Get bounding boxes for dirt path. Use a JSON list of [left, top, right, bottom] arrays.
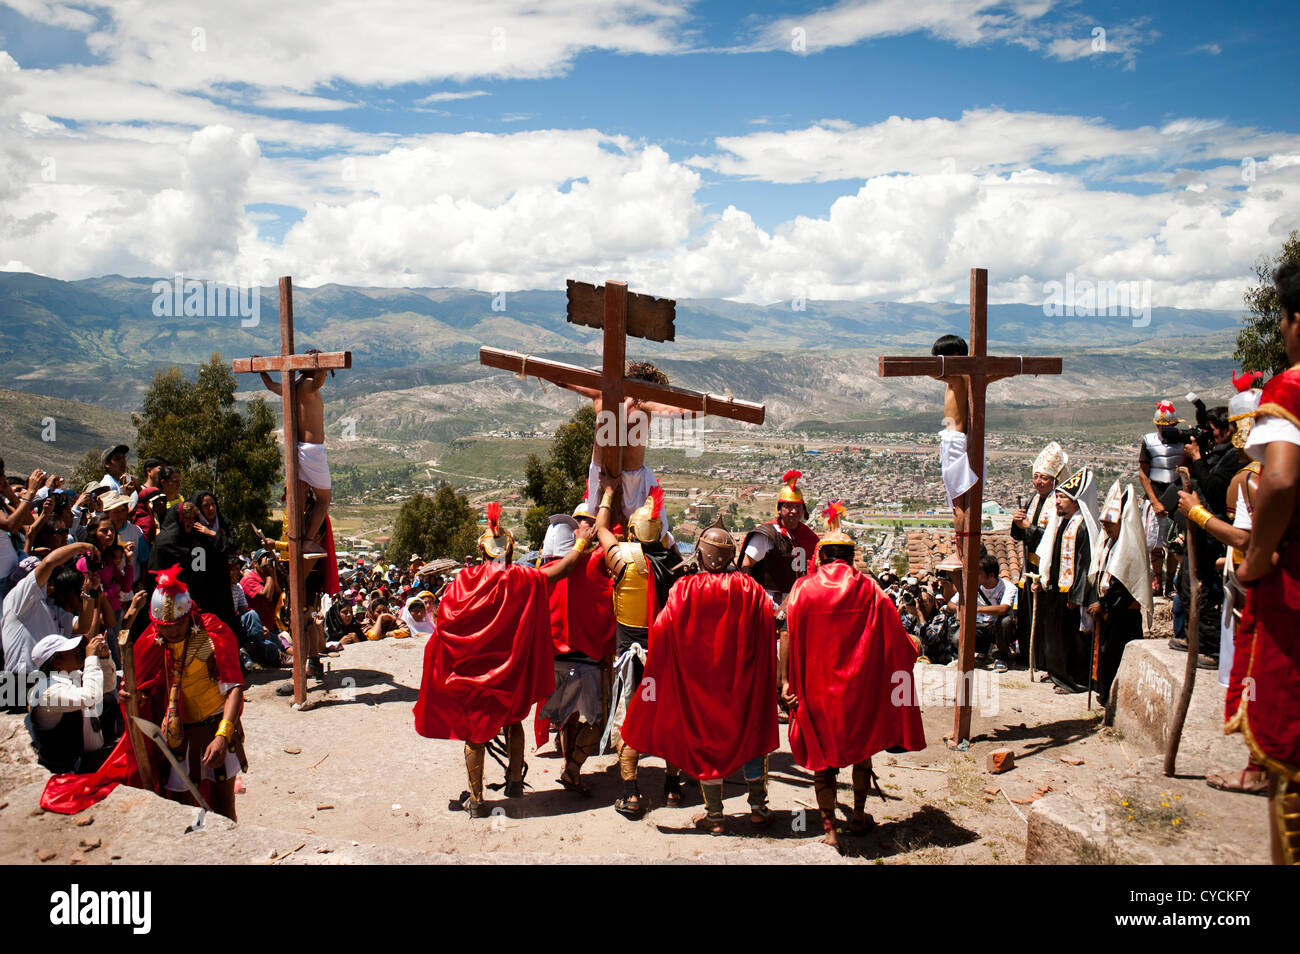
[[0, 634, 1271, 864]]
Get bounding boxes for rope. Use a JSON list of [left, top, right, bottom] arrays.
[[701, 393, 708, 417], [515, 354, 530, 380], [940, 354, 946, 377], [1018, 355, 1024, 375]]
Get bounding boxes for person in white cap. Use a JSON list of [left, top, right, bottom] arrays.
[[29, 631, 119, 773], [1034, 467, 1100, 694], [1012, 441, 1068, 668], [1, 541, 99, 675]]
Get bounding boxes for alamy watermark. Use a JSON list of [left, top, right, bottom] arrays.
[[595, 409, 706, 458], [152, 273, 260, 328], [1042, 273, 1152, 328]]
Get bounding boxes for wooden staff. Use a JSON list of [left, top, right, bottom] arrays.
[[118, 626, 154, 791], [1163, 467, 1199, 776], [1024, 571, 1041, 682], [1088, 611, 1102, 711]]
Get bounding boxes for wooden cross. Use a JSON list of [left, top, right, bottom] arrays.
[[879, 268, 1062, 746], [480, 279, 765, 501], [232, 277, 351, 706]]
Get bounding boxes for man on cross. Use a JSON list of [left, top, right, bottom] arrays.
[[257, 349, 332, 556], [558, 360, 691, 528]]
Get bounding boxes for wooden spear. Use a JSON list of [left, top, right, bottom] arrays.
[[1163, 467, 1199, 776]]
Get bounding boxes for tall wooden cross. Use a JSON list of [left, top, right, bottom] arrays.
[[879, 268, 1062, 746], [480, 280, 765, 509], [232, 277, 351, 706]]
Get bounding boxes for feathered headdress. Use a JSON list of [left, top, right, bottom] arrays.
[[1229, 369, 1264, 447], [778, 468, 808, 517], [478, 502, 514, 561], [647, 485, 664, 519], [822, 500, 846, 532], [816, 500, 853, 558], [149, 563, 194, 623]]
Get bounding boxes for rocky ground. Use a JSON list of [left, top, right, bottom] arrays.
[[0, 603, 1272, 865]]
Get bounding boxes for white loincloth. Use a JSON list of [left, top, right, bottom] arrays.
[[297, 441, 331, 490], [584, 460, 673, 539], [937, 429, 979, 508]]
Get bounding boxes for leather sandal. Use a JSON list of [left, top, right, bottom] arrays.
[[614, 794, 644, 818], [664, 775, 684, 807], [693, 812, 726, 836], [1206, 770, 1268, 796], [558, 770, 592, 798]]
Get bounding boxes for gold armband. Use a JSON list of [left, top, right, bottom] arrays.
[[599, 488, 614, 510], [1188, 505, 1212, 530], [216, 719, 236, 742], [572, 537, 589, 554]]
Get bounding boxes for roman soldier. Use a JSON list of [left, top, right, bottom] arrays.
[[414, 503, 592, 818], [1086, 482, 1152, 710], [593, 479, 685, 818], [41, 564, 248, 820], [782, 502, 926, 847], [620, 519, 778, 835], [1011, 441, 1068, 667], [741, 470, 822, 615], [1138, 400, 1188, 595], [1033, 467, 1100, 694], [535, 500, 615, 797], [1236, 263, 1300, 864]]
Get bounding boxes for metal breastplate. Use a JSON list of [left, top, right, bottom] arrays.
[[1143, 432, 1184, 485], [611, 542, 650, 629]]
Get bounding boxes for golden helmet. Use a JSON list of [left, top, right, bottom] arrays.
[[627, 486, 667, 546], [778, 469, 808, 519], [477, 502, 514, 562], [815, 501, 854, 561]]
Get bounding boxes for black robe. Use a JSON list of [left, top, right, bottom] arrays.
[[1040, 516, 1091, 693], [1013, 492, 1053, 663], [143, 506, 239, 636]]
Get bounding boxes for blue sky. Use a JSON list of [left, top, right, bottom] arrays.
[[1, 1, 1296, 308]]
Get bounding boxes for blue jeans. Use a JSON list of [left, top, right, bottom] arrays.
[[239, 609, 282, 666]]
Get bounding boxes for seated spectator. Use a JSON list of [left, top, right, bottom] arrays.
[[364, 597, 401, 640], [324, 597, 366, 647], [28, 632, 121, 774], [2, 542, 98, 674], [229, 555, 282, 668], [974, 555, 1015, 672], [241, 548, 282, 634], [399, 596, 433, 637]]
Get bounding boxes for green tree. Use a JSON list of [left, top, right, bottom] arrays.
[[132, 354, 281, 550], [70, 450, 103, 492], [386, 486, 480, 563], [891, 553, 908, 577], [520, 404, 596, 547], [1235, 230, 1300, 376]]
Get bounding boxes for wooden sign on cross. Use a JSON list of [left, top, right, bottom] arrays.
[[232, 276, 351, 706], [879, 268, 1062, 746], [480, 279, 764, 499]]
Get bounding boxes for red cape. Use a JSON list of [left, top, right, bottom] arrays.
[[321, 516, 340, 596], [546, 549, 615, 659], [534, 549, 616, 746], [619, 571, 777, 780], [414, 562, 554, 744], [40, 612, 244, 814], [786, 561, 926, 771]]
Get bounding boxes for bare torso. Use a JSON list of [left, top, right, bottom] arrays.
[[591, 394, 649, 471], [297, 386, 325, 445]]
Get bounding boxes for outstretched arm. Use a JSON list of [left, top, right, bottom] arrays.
[[258, 369, 283, 396], [557, 381, 600, 401], [594, 476, 621, 554], [540, 525, 597, 582]]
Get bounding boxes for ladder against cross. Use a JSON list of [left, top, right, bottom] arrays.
[[232, 276, 351, 707], [480, 279, 765, 510], [878, 268, 1062, 746]]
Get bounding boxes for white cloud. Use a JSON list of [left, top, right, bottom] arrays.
[[253, 91, 358, 111], [416, 90, 491, 104], [691, 109, 1300, 184]]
